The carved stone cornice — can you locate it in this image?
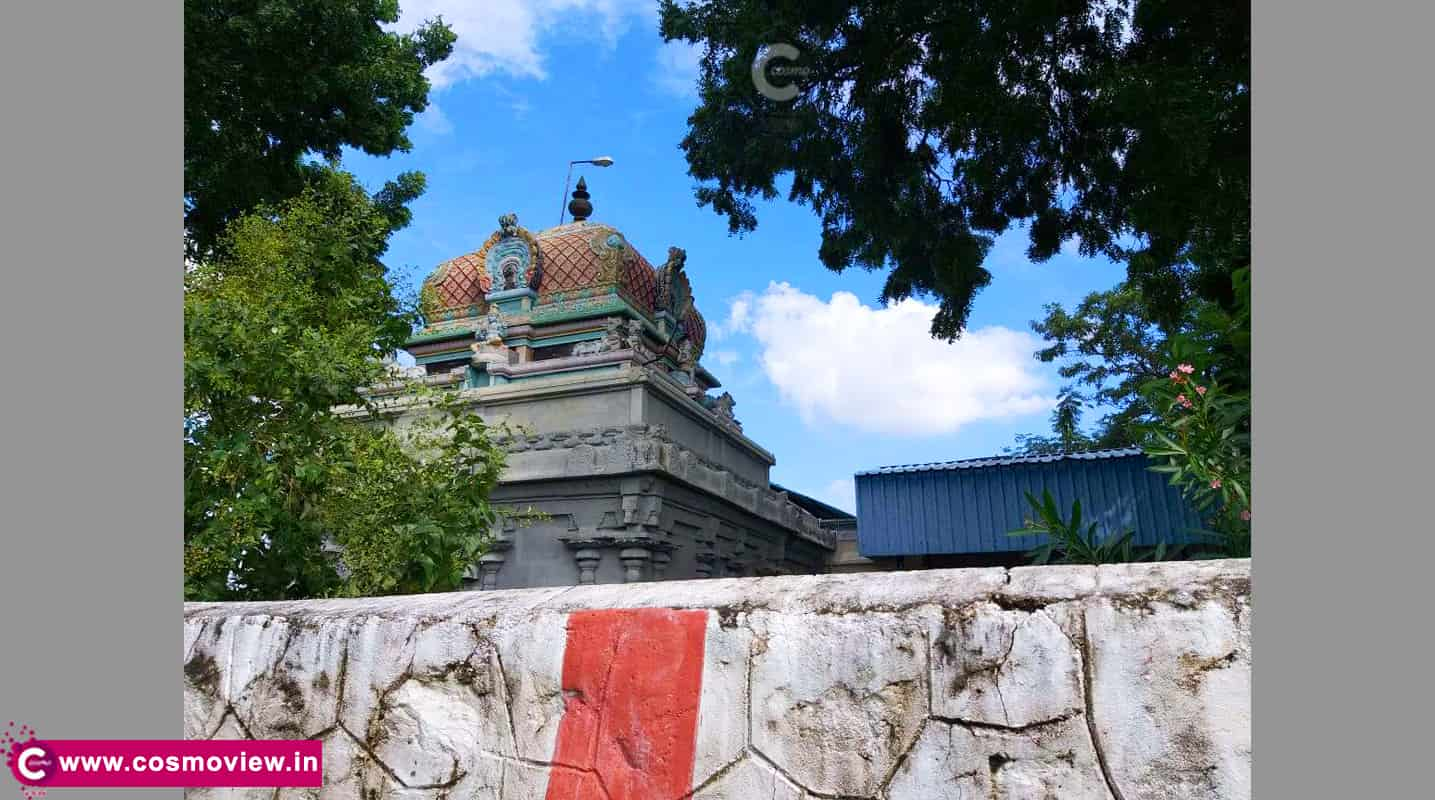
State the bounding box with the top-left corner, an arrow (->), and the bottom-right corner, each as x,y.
358,366 -> 465,398
494,423 -> 833,550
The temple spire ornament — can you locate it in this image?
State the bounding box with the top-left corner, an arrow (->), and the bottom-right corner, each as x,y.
568,176 -> 593,221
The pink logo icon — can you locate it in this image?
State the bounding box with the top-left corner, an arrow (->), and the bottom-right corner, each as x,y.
3,722 -> 50,799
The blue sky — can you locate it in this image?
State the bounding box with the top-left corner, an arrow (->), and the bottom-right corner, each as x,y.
341,0 -> 1128,512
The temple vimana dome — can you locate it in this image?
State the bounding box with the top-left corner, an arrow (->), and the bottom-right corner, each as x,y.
362,180 -> 837,590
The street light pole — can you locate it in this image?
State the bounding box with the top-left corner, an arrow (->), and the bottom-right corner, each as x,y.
559,156 -> 614,224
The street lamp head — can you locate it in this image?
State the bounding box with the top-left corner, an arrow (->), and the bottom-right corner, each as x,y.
561,157 -> 615,224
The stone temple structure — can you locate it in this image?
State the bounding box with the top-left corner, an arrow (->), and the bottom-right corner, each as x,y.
368,182 -> 833,590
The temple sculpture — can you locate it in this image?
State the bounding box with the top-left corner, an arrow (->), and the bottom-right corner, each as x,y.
356,182 -> 833,589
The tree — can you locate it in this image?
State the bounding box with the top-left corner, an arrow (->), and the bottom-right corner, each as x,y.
1004,390 -> 1094,455
659,0 -> 1249,339
1052,392 -> 1085,451
182,1 -> 509,600
1014,261 -> 1250,452
184,0 -> 456,255
184,175 -> 509,600
1024,282 -> 1172,448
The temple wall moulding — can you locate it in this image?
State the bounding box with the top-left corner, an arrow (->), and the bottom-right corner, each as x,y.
491,423 -> 831,549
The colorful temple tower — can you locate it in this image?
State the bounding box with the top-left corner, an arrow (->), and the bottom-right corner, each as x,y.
373,183 -> 833,589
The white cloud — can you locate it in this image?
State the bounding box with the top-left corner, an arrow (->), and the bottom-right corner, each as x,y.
709,293 -> 752,341
731,282 -> 1055,435
820,478 -> 856,514
710,350 -> 740,367
391,0 -> 658,87
653,40 -> 702,98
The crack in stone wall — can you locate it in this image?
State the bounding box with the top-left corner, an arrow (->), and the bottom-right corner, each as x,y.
183,560 -> 1251,799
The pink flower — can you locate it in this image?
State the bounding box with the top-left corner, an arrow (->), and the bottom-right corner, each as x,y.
1178,363 -> 1195,374
1169,370 -> 1182,382
1210,478 -> 1222,489
1196,385 -> 1207,395
1240,509 -> 1251,521
1176,394 -> 1193,408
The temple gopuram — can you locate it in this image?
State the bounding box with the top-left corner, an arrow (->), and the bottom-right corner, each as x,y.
365,180 -> 834,589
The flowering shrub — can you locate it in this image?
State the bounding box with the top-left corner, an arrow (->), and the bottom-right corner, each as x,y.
1141,360 -> 1251,557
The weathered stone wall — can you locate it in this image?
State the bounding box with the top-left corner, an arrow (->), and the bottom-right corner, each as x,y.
183,559 -> 1251,799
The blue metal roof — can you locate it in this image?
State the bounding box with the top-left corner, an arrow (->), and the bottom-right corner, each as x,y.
854,448 -> 1203,557
856,447 -> 1146,475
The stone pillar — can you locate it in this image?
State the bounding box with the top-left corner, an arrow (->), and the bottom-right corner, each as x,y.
727,541 -> 748,578
694,552 -> 716,579
619,547 -> 651,583
651,550 -> 672,580
477,552 -> 506,590
574,549 -> 602,585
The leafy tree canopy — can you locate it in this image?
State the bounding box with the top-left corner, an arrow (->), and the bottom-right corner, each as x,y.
1013,264 -> 1250,452
182,2 -> 513,600
1005,390 -> 1096,455
659,0 -> 1249,339
185,0 -> 456,254
184,174 -> 506,600
1024,282 -> 1171,448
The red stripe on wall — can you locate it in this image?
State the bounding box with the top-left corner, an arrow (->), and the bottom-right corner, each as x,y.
544,608 -> 709,800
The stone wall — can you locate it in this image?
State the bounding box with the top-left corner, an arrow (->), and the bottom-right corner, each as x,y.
183,559 -> 1251,799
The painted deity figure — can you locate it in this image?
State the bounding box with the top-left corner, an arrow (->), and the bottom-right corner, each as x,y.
627,319 -> 652,363
658,247 -> 690,316
477,307 -> 507,344
603,317 -> 628,351
671,337 -> 697,385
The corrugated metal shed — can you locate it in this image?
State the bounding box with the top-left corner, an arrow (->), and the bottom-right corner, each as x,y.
854,448 -> 1204,557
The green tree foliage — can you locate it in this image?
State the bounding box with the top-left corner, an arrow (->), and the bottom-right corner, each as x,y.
184,0 -> 456,254
184,176 -> 507,600
1052,392 -> 1085,451
182,1 -> 506,600
1004,390 -> 1094,455
1138,268 -> 1251,557
1022,282 -> 1172,448
1012,264 -> 1252,452
315,394 -> 509,596
659,0 -> 1249,339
